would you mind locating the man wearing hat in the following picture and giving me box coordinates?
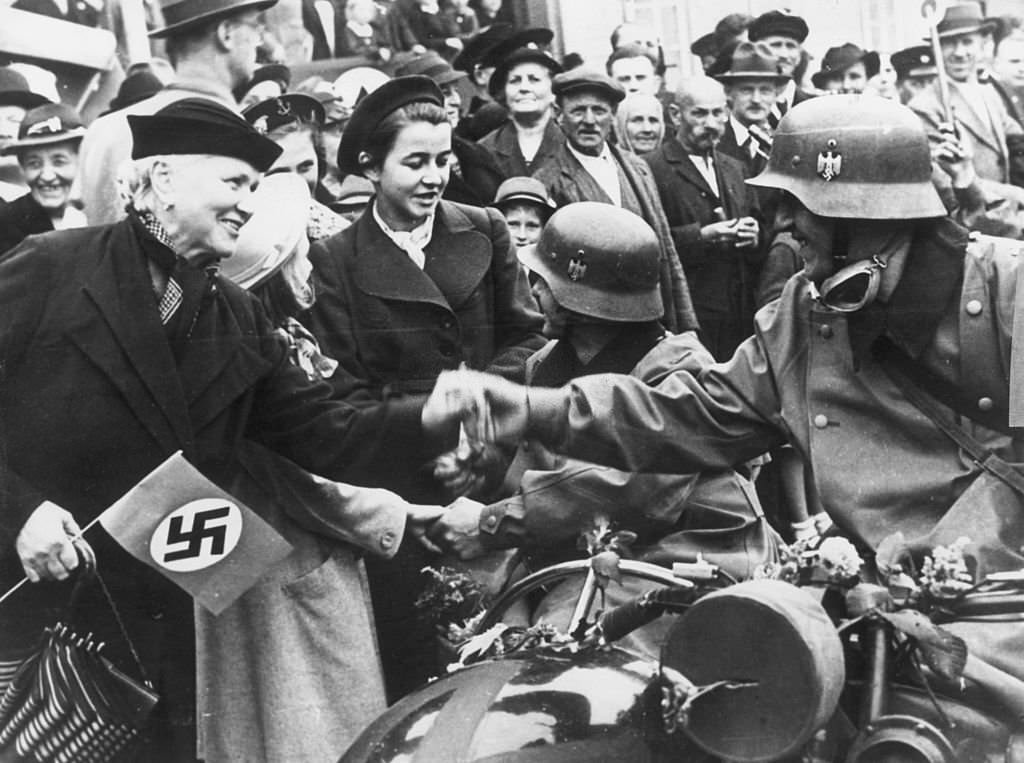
[812,43,880,94]
[534,67,696,335]
[910,1,1024,196]
[0,67,51,200]
[0,98,455,762]
[646,75,763,362]
[77,0,277,225]
[0,103,87,254]
[891,44,938,105]
[713,41,789,177]
[396,50,504,205]
[691,33,719,74]
[747,9,814,126]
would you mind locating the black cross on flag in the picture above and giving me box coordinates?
[98,452,292,614]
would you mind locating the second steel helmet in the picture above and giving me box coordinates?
[518,202,663,322]
[747,94,945,220]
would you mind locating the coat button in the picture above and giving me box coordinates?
[484,515,498,529]
[813,414,829,429]
[440,343,456,358]
[819,324,833,339]
[151,610,165,621]
[966,299,983,316]
[441,317,454,330]
[380,531,395,550]
[978,397,994,411]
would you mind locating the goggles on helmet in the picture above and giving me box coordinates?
[809,255,887,313]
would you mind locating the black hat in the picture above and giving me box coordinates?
[243,93,325,134]
[480,27,556,69]
[233,63,291,102]
[105,70,165,114]
[713,12,754,49]
[690,32,718,59]
[810,43,880,89]
[336,75,444,176]
[452,22,515,72]
[395,51,467,86]
[128,98,282,171]
[552,67,626,105]
[0,67,51,109]
[2,103,85,155]
[714,41,790,85]
[890,45,938,80]
[748,10,809,44]
[488,46,562,100]
[149,0,277,38]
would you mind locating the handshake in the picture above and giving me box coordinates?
[404,368,569,559]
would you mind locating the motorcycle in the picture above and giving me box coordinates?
[340,534,1024,762]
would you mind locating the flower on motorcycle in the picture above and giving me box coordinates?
[754,535,863,588]
[918,536,974,600]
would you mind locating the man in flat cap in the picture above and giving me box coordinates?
[77,0,277,225]
[534,67,697,335]
[747,9,814,127]
[891,44,938,105]
[0,99,454,762]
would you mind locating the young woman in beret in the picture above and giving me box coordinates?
[302,74,545,700]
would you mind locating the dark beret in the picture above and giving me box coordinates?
[552,66,626,105]
[243,93,325,134]
[748,10,809,44]
[336,75,443,176]
[128,98,282,171]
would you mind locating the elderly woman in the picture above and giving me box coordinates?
[478,40,564,177]
[616,92,666,155]
[0,102,86,253]
[302,75,545,699]
[0,98,454,762]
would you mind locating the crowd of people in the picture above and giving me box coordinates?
[2,0,1024,761]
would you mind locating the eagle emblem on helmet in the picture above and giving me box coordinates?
[817,139,842,181]
[567,254,588,282]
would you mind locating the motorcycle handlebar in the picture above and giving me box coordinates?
[596,587,701,643]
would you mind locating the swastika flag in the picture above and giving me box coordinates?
[99,451,292,615]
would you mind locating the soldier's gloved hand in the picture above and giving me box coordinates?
[16,501,82,582]
[428,497,486,561]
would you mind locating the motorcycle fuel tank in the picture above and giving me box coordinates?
[339,646,700,763]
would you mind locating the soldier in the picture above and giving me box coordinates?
[424,94,1024,684]
[429,202,777,656]
[891,45,938,105]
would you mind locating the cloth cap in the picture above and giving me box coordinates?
[128,98,282,171]
[221,173,310,290]
[811,43,881,89]
[2,103,85,154]
[243,93,325,134]
[890,45,938,80]
[395,51,467,86]
[0,67,51,109]
[493,176,556,212]
[748,10,809,44]
[336,75,444,176]
[552,67,626,104]
[149,0,277,38]
[714,41,790,84]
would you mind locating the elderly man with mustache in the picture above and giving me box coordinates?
[645,75,765,361]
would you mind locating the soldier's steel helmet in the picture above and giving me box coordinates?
[518,202,663,322]
[747,94,946,219]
